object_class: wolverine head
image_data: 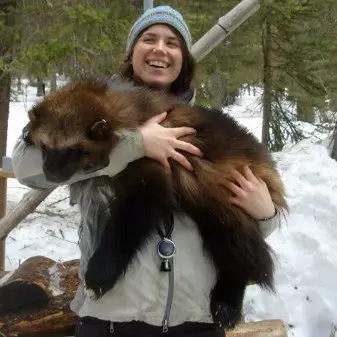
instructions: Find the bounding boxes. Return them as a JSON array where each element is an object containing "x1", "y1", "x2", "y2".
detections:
[{"x1": 27, "y1": 81, "x2": 118, "y2": 183}]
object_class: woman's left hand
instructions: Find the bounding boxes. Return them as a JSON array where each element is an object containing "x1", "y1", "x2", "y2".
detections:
[{"x1": 225, "y1": 166, "x2": 276, "y2": 220}]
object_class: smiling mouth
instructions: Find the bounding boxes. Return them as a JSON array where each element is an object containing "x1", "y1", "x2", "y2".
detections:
[{"x1": 146, "y1": 60, "x2": 169, "y2": 69}]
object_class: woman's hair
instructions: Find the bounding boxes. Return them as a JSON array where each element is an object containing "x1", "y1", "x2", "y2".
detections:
[{"x1": 120, "y1": 27, "x2": 196, "y2": 95}]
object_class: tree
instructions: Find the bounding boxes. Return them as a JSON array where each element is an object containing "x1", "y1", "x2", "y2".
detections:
[{"x1": 331, "y1": 122, "x2": 337, "y2": 160}]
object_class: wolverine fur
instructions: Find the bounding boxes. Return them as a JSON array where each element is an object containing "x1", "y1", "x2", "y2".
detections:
[{"x1": 27, "y1": 79, "x2": 287, "y2": 328}]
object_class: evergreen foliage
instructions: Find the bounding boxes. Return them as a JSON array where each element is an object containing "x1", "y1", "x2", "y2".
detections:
[{"x1": 0, "y1": 0, "x2": 336, "y2": 151}]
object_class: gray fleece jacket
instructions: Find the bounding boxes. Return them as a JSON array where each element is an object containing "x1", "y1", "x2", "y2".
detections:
[{"x1": 11, "y1": 83, "x2": 281, "y2": 327}]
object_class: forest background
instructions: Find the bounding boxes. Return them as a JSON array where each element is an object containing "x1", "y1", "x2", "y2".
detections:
[{"x1": 1, "y1": 0, "x2": 337, "y2": 157}]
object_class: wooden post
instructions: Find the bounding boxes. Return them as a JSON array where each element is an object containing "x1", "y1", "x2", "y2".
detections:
[
  {"x1": 0, "y1": 72, "x2": 11, "y2": 271},
  {"x1": 0, "y1": 0, "x2": 16, "y2": 271},
  {"x1": 0, "y1": 171, "x2": 15, "y2": 267}
]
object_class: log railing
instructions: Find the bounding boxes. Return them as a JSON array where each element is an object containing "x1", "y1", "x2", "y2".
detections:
[{"x1": 0, "y1": 169, "x2": 54, "y2": 272}]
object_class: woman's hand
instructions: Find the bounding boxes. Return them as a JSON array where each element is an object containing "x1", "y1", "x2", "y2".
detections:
[
  {"x1": 140, "y1": 112, "x2": 203, "y2": 171},
  {"x1": 225, "y1": 166, "x2": 276, "y2": 220}
]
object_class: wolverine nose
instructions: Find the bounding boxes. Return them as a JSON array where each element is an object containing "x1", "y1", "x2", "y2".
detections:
[{"x1": 42, "y1": 147, "x2": 81, "y2": 183}]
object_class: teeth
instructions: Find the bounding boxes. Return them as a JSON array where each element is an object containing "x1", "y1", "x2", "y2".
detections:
[{"x1": 148, "y1": 60, "x2": 168, "y2": 68}]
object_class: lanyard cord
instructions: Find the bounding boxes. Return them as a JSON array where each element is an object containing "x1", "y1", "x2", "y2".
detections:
[
  {"x1": 157, "y1": 212, "x2": 174, "y2": 239},
  {"x1": 156, "y1": 212, "x2": 175, "y2": 333}
]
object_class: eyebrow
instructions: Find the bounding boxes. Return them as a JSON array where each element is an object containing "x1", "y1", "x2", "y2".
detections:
[{"x1": 141, "y1": 32, "x2": 179, "y2": 41}]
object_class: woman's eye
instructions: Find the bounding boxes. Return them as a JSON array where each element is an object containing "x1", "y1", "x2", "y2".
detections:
[
  {"x1": 167, "y1": 42, "x2": 179, "y2": 48},
  {"x1": 143, "y1": 38, "x2": 154, "y2": 44}
]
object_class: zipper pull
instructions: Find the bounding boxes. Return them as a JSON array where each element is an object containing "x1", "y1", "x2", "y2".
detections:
[
  {"x1": 110, "y1": 321, "x2": 114, "y2": 334},
  {"x1": 162, "y1": 319, "x2": 169, "y2": 333}
]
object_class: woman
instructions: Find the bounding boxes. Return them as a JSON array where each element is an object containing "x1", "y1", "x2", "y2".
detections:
[{"x1": 12, "y1": 6, "x2": 280, "y2": 337}]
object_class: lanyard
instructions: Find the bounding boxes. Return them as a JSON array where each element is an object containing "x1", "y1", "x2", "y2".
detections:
[
  {"x1": 156, "y1": 212, "x2": 175, "y2": 332},
  {"x1": 157, "y1": 212, "x2": 175, "y2": 272}
]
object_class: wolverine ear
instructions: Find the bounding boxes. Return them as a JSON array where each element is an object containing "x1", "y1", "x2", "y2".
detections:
[{"x1": 86, "y1": 119, "x2": 111, "y2": 141}]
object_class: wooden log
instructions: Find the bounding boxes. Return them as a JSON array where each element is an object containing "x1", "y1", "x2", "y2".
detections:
[
  {"x1": 191, "y1": 0, "x2": 260, "y2": 62},
  {"x1": 0, "y1": 292, "x2": 77, "y2": 337},
  {"x1": 0, "y1": 257, "x2": 287, "y2": 337},
  {"x1": 0, "y1": 188, "x2": 55, "y2": 240},
  {"x1": 0, "y1": 259, "x2": 79, "y2": 336},
  {"x1": 0, "y1": 256, "x2": 55, "y2": 313},
  {"x1": 227, "y1": 319, "x2": 287, "y2": 337}
]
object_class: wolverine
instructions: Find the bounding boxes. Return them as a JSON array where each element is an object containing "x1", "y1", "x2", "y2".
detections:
[{"x1": 26, "y1": 78, "x2": 287, "y2": 328}]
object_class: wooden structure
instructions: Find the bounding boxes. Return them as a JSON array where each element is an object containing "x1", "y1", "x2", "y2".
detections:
[{"x1": 0, "y1": 169, "x2": 13, "y2": 271}]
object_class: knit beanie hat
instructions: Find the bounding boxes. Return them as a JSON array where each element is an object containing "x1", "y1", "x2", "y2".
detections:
[{"x1": 126, "y1": 6, "x2": 192, "y2": 57}]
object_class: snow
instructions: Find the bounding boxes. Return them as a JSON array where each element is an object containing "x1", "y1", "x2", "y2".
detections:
[{"x1": 3, "y1": 84, "x2": 337, "y2": 336}]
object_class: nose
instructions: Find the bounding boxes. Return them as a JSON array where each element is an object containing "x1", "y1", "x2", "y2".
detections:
[{"x1": 153, "y1": 40, "x2": 166, "y2": 54}]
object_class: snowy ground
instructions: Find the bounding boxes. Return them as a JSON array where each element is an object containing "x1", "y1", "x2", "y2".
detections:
[{"x1": 3, "y1": 83, "x2": 337, "y2": 337}]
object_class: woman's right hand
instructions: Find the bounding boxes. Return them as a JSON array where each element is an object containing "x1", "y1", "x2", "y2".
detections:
[{"x1": 140, "y1": 112, "x2": 203, "y2": 171}]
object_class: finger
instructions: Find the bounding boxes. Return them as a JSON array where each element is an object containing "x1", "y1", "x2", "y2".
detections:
[
  {"x1": 174, "y1": 139, "x2": 203, "y2": 157},
  {"x1": 146, "y1": 111, "x2": 167, "y2": 124},
  {"x1": 162, "y1": 158, "x2": 171, "y2": 173},
  {"x1": 225, "y1": 181, "x2": 246, "y2": 198},
  {"x1": 243, "y1": 165, "x2": 259, "y2": 183},
  {"x1": 172, "y1": 126, "x2": 196, "y2": 138},
  {"x1": 171, "y1": 152, "x2": 193, "y2": 171},
  {"x1": 232, "y1": 169, "x2": 250, "y2": 189},
  {"x1": 257, "y1": 176, "x2": 267, "y2": 187},
  {"x1": 228, "y1": 196, "x2": 243, "y2": 207}
]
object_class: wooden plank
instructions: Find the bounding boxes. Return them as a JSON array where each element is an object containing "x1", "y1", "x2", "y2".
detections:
[
  {"x1": 0, "y1": 169, "x2": 14, "y2": 179},
  {"x1": 227, "y1": 319, "x2": 287, "y2": 337}
]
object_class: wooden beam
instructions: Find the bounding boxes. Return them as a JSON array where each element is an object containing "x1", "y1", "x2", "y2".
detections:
[
  {"x1": 0, "y1": 188, "x2": 55, "y2": 240},
  {"x1": 191, "y1": 0, "x2": 260, "y2": 62},
  {"x1": 227, "y1": 319, "x2": 287, "y2": 336},
  {"x1": 0, "y1": 169, "x2": 14, "y2": 179}
]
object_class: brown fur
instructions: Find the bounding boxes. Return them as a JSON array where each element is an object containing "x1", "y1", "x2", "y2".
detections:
[
  {"x1": 28, "y1": 80, "x2": 287, "y2": 214},
  {"x1": 27, "y1": 79, "x2": 288, "y2": 328}
]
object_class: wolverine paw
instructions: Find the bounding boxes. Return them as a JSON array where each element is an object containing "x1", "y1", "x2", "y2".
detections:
[
  {"x1": 212, "y1": 302, "x2": 242, "y2": 329},
  {"x1": 84, "y1": 283, "x2": 102, "y2": 300}
]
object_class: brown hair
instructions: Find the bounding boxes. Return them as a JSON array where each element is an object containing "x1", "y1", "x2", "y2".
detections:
[{"x1": 120, "y1": 26, "x2": 196, "y2": 95}]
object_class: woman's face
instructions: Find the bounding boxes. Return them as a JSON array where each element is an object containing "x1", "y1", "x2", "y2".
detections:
[{"x1": 131, "y1": 24, "x2": 184, "y2": 90}]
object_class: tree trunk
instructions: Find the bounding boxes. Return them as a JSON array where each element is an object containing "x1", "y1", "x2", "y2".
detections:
[
  {"x1": 261, "y1": 7, "x2": 272, "y2": 146},
  {"x1": 50, "y1": 72, "x2": 57, "y2": 92},
  {"x1": 37, "y1": 77, "x2": 45, "y2": 97},
  {"x1": 331, "y1": 121, "x2": 337, "y2": 160},
  {"x1": 211, "y1": 70, "x2": 224, "y2": 108},
  {"x1": 17, "y1": 75, "x2": 22, "y2": 92},
  {"x1": 297, "y1": 99, "x2": 314, "y2": 122}
]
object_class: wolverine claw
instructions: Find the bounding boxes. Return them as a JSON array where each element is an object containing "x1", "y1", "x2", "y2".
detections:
[
  {"x1": 84, "y1": 287, "x2": 97, "y2": 300},
  {"x1": 212, "y1": 302, "x2": 241, "y2": 329},
  {"x1": 84, "y1": 283, "x2": 103, "y2": 300}
]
